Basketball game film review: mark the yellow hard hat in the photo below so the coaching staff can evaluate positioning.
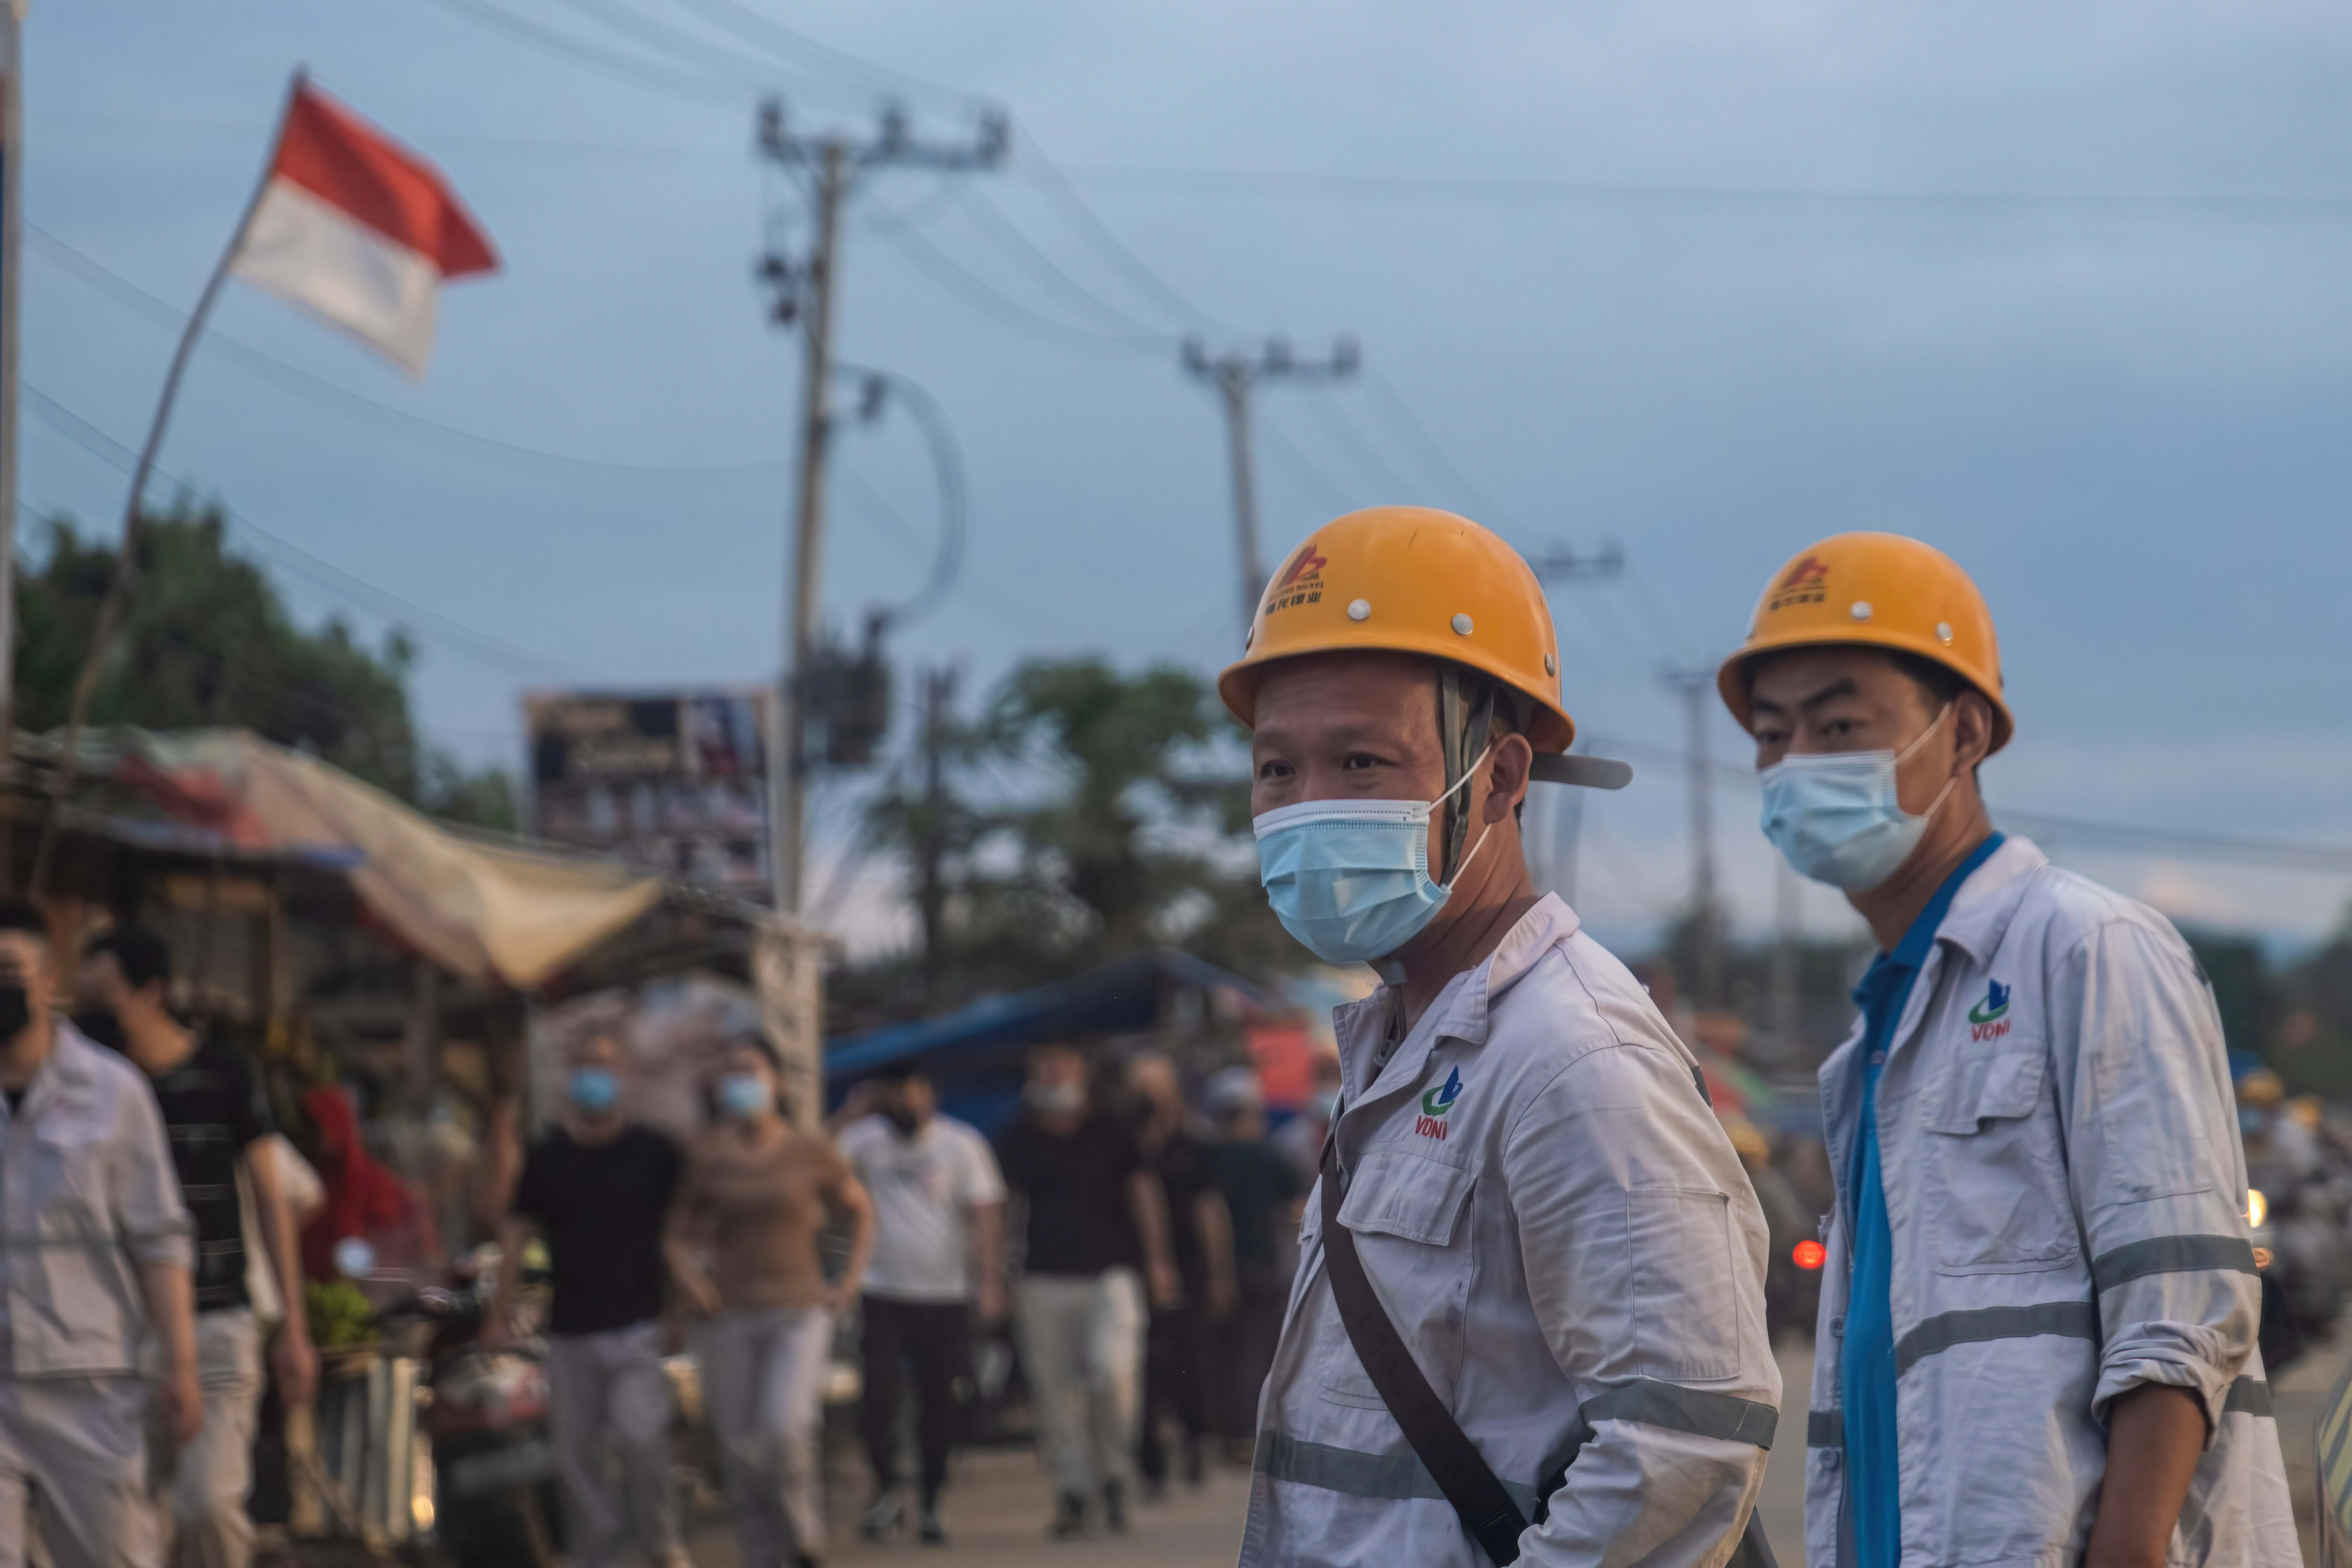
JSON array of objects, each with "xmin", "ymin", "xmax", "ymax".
[
  {"xmin": 1717, "ymin": 532, "xmax": 2014, "ymax": 755},
  {"xmin": 1220, "ymin": 506, "xmax": 1587, "ymax": 754}
]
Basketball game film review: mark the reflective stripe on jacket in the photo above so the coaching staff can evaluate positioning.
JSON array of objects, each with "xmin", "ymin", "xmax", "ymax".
[
  {"xmin": 0, "ymin": 1023, "xmax": 194, "ymax": 1377},
  {"xmin": 1804, "ymin": 837, "xmax": 2299, "ymax": 1568},
  {"xmin": 1239, "ymin": 894, "xmax": 1780, "ymax": 1568}
]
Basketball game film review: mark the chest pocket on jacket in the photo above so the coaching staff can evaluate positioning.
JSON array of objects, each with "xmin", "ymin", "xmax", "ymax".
[
  {"xmin": 1924, "ymin": 1043, "xmax": 2078, "ymax": 1275},
  {"xmin": 1319, "ymin": 1147, "xmax": 1474, "ymax": 1410}
]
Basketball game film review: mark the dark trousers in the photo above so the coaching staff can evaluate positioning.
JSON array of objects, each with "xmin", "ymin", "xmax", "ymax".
[
  {"xmin": 1137, "ymin": 1303, "xmax": 1213, "ymax": 1487},
  {"xmin": 1216, "ymin": 1269, "xmax": 1287, "ymax": 1443},
  {"xmin": 859, "ymin": 1295, "xmax": 975, "ymax": 1503}
]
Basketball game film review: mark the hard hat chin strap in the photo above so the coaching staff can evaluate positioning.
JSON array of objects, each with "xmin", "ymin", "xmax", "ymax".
[{"xmin": 1436, "ymin": 666, "xmax": 1496, "ymax": 886}]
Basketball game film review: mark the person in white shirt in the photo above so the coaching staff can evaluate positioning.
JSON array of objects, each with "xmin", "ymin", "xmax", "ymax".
[{"xmin": 835, "ymin": 1064, "xmax": 1007, "ymax": 1547}]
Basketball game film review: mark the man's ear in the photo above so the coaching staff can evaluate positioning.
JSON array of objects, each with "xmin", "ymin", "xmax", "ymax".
[
  {"xmin": 1484, "ymin": 732, "xmax": 1535, "ymax": 823},
  {"xmin": 1951, "ymin": 691, "xmax": 1994, "ymax": 774}
]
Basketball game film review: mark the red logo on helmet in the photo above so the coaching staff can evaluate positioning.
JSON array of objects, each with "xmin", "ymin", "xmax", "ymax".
[
  {"xmin": 1278, "ymin": 543, "xmax": 1328, "ymax": 589},
  {"xmin": 1779, "ymin": 555, "xmax": 1828, "ymax": 591}
]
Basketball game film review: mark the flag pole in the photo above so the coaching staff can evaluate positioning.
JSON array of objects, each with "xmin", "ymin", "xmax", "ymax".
[{"xmin": 25, "ymin": 70, "xmax": 303, "ymax": 899}]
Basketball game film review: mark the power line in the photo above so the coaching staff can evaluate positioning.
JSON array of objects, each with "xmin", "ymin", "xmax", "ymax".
[
  {"xmin": 865, "ymin": 202, "xmax": 1166, "ymax": 351},
  {"xmin": 662, "ymin": 0, "xmax": 983, "ymax": 111},
  {"xmin": 948, "ymin": 183, "xmax": 1175, "ymax": 340},
  {"xmin": 29, "ymin": 223, "xmax": 789, "ymax": 480},
  {"xmin": 541, "ymin": 0, "xmax": 822, "ymax": 89},
  {"xmin": 411, "ymin": 0, "xmax": 752, "ymax": 106},
  {"xmin": 1583, "ymin": 731, "xmax": 2352, "ymax": 876},
  {"xmin": 1056, "ymin": 164, "xmax": 2352, "ymax": 219},
  {"xmin": 1295, "ymin": 388, "xmax": 1420, "ymax": 501},
  {"xmin": 831, "ymin": 362, "xmax": 965, "ymax": 629},
  {"xmin": 1009, "ymin": 127, "xmax": 1239, "ymax": 336},
  {"xmin": 23, "ymin": 385, "xmax": 575, "ymax": 677}
]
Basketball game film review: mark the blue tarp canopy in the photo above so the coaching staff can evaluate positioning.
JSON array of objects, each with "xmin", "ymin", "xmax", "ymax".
[{"xmin": 825, "ymin": 950, "xmax": 1267, "ymax": 1131}]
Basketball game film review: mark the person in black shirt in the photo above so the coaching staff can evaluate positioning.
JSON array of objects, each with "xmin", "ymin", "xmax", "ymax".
[
  {"xmin": 493, "ymin": 1034, "xmax": 687, "ymax": 1568},
  {"xmin": 78, "ymin": 925, "xmax": 316, "ymax": 1568},
  {"xmin": 1124, "ymin": 1053, "xmax": 1235, "ymax": 1498},
  {"xmin": 993, "ymin": 1043, "xmax": 1180, "ymax": 1539},
  {"xmin": 1201, "ymin": 1070, "xmax": 1305, "ymax": 1462}
]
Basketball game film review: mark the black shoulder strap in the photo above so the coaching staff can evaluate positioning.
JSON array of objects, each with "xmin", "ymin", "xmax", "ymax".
[
  {"xmin": 1318, "ymin": 1136, "xmax": 1781, "ymax": 1568},
  {"xmin": 1320, "ymin": 1138, "xmax": 1530, "ymax": 1565}
]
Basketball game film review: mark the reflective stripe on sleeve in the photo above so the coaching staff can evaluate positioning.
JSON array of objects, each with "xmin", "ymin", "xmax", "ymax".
[
  {"xmin": 1581, "ymin": 1378, "xmax": 1779, "ymax": 1449},
  {"xmin": 1253, "ymin": 1431, "xmax": 1543, "ymax": 1516},
  {"xmin": 2090, "ymin": 1234, "xmax": 2259, "ymax": 1291},
  {"xmin": 1808, "ymin": 1409, "xmax": 1842, "ymax": 1448},
  {"xmin": 1893, "ymin": 1300, "xmax": 2098, "ymax": 1376},
  {"xmin": 2223, "ymin": 1376, "xmax": 2274, "ymax": 1418},
  {"xmin": 1255, "ymin": 1377, "xmax": 1779, "ymax": 1504}
]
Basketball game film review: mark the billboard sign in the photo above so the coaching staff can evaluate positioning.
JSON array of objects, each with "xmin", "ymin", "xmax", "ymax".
[{"xmin": 525, "ymin": 688, "xmax": 775, "ymax": 896}]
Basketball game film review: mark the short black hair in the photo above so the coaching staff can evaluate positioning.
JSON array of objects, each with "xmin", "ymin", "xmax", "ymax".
[
  {"xmin": 88, "ymin": 925, "xmax": 173, "ymax": 992},
  {"xmin": 0, "ymin": 902, "xmax": 45, "ymax": 940},
  {"xmin": 872, "ymin": 1060, "xmax": 928, "ymax": 1086},
  {"xmin": 730, "ymin": 1033, "xmax": 784, "ymax": 1074}
]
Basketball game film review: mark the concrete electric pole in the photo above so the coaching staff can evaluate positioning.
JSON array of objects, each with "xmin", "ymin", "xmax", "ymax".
[
  {"xmin": 1662, "ymin": 666, "xmax": 1723, "ymax": 1007},
  {"xmin": 756, "ymin": 98, "xmax": 1005, "ymax": 915},
  {"xmin": 1183, "ymin": 336, "xmax": 1359, "ymax": 629}
]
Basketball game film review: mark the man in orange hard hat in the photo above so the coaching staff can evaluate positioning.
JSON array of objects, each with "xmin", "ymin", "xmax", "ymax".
[
  {"xmin": 1228, "ymin": 508, "xmax": 1777, "ymax": 1568},
  {"xmin": 1720, "ymin": 534, "xmax": 2296, "ymax": 1568}
]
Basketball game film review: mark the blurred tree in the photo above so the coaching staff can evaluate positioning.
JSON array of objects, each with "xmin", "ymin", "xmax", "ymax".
[
  {"xmin": 13, "ymin": 501, "xmax": 517, "ymax": 831},
  {"xmin": 836, "ymin": 654, "xmax": 1298, "ymax": 1030}
]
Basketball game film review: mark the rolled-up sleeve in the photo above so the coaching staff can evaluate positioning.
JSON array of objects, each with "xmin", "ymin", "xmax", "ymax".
[
  {"xmin": 2057, "ymin": 919, "xmax": 2258, "ymax": 1437},
  {"xmin": 1504, "ymin": 1043, "xmax": 1779, "ymax": 1567},
  {"xmin": 111, "ymin": 1078, "xmax": 195, "ymax": 1271}
]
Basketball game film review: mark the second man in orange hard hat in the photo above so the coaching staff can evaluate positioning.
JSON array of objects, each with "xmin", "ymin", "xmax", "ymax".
[{"xmin": 1720, "ymin": 533, "xmax": 2295, "ymax": 1568}]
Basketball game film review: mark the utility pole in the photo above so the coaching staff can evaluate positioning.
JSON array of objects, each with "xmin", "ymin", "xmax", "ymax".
[
  {"xmin": 1183, "ymin": 336, "xmax": 1359, "ymax": 629},
  {"xmin": 756, "ymin": 98, "xmax": 1005, "ymax": 916},
  {"xmin": 1663, "ymin": 667, "xmax": 1722, "ymax": 1007},
  {"xmin": 0, "ymin": 1, "xmax": 23, "ymax": 889},
  {"xmin": 914, "ymin": 665, "xmax": 956, "ymax": 1003}
]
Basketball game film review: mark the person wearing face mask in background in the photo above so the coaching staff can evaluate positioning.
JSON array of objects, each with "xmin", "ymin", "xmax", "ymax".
[
  {"xmin": 1230, "ymin": 509, "xmax": 1779, "ymax": 1568},
  {"xmin": 75, "ymin": 926, "xmax": 315, "ymax": 1568},
  {"xmin": 831, "ymin": 1064, "xmax": 1006, "ymax": 1546},
  {"xmin": 1721, "ymin": 534, "xmax": 2295, "ymax": 1568},
  {"xmin": 669, "ymin": 1037, "xmax": 873, "ymax": 1568},
  {"xmin": 492, "ymin": 1033, "xmax": 687, "ymax": 1568},
  {"xmin": 992, "ymin": 1042, "xmax": 1182, "ymax": 1540},
  {"xmin": 1200, "ymin": 1068, "xmax": 1303, "ymax": 1468}
]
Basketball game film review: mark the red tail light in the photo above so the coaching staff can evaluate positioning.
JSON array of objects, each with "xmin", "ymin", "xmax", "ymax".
[{"xmin": 1792, "ymin": 1240, "xmax": 1827, "ymax": 1271}]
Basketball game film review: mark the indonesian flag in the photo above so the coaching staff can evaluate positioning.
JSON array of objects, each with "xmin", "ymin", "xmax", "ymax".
[{"xmin": 230, "ymin": 80, "xmax": 497, "ymax": 376}]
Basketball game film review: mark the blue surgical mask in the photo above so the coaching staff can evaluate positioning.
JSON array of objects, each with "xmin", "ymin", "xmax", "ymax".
[
  {"xmin": 1253, "ymin": 752, "xmax": 1492, "ymax": 965},
  {"xmin": 718, "ymin": 1073, "xmax": 771, "ymax": 1122},
  {"xmin": 568, "ymin": 1067, "xmax": 619, "ymax": 1116},
  {"xmin": 1759, "ymin": 708, "xmax": 1955, "ymax": 893}
]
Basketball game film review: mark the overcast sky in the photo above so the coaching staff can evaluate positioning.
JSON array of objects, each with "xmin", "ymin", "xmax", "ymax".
[{"xmin": 23, "ymin": 0, "xmax": 2352, "ymax": 956}]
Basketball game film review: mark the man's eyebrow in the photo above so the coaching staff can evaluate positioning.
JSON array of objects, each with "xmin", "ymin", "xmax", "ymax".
[{"xmin": 1797, "ymin": 677, "xmax": 1860, "ymax": 715}]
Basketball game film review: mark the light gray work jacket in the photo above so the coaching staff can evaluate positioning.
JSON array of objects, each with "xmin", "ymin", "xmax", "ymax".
[
  {"xmin": 1805, "ymin": 837, "xmax": 2298, "ymax": 1568},
  {"xmin": 1240, "ymin": 894, "xmax": 1780, "ymax": 1568},
  {"xmin": 0, "ymin": 1022, "xmax": 193, "ymax": 1377}
]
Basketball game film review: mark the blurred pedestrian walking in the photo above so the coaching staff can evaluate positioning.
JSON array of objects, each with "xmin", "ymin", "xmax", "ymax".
[
  {"xmin": 834, "ymin": 1064, "xmax": 1005, "ymax": 1547},
  {"xmin": 76, "ymin": 926, "xmax": 316, "ymax": 1568},
  {"xmin": 0, "ymin": 903, "xmax": 198, "ymax": 1568},
  {"xmin": 1124, "ymin": 1052, "xmax": 1234, "ymax": 1499},
  {"xmin": 993, "ymin": 1043, "xmax": 1181, "ymax": 1539},
  {"xmin": 670, "ymin": 1038, "xmax": 873, "ymax": 1568},
  {"xmin": 1200, "ymin": 1069, "xmax": 1303, "ymax": 1463},
  {"xmin": 493, "ymin": 1033, "xmax": 687, "ymax": 1568}
]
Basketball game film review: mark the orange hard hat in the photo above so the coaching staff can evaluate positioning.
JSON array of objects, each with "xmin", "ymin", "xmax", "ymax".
[
  {"xmin": 1219, "ymin": 507, "xmax": 1574, "ymax": 751},
  {"xmin": 1717, "ymin": 532, "xmax": 2014, "ymax": 755}
]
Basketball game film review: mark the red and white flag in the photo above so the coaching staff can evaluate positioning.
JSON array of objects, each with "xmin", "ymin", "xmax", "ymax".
[{"xmin": 230, "ymin": 80, "xmax": 497, "ymax": 376}]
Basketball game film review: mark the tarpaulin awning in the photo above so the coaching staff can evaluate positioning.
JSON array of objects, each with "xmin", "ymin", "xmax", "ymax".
[{"xmin": 62, "ymin": 728, "xmax": 664, "ymax": 987}]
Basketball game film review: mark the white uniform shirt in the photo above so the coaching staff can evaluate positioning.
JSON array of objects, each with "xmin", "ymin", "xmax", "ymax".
[
  {"xmin": 1804, "ymin": 837, "xmax": 2298, "ymax": 1568},
  {"xmin": 839, "ymin": 1112, "xmax": 1005, "ymax": 1304},
  {"xmin": 1241, "ymin": 894, "xmax": 1780, "ymax": 1568}
]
